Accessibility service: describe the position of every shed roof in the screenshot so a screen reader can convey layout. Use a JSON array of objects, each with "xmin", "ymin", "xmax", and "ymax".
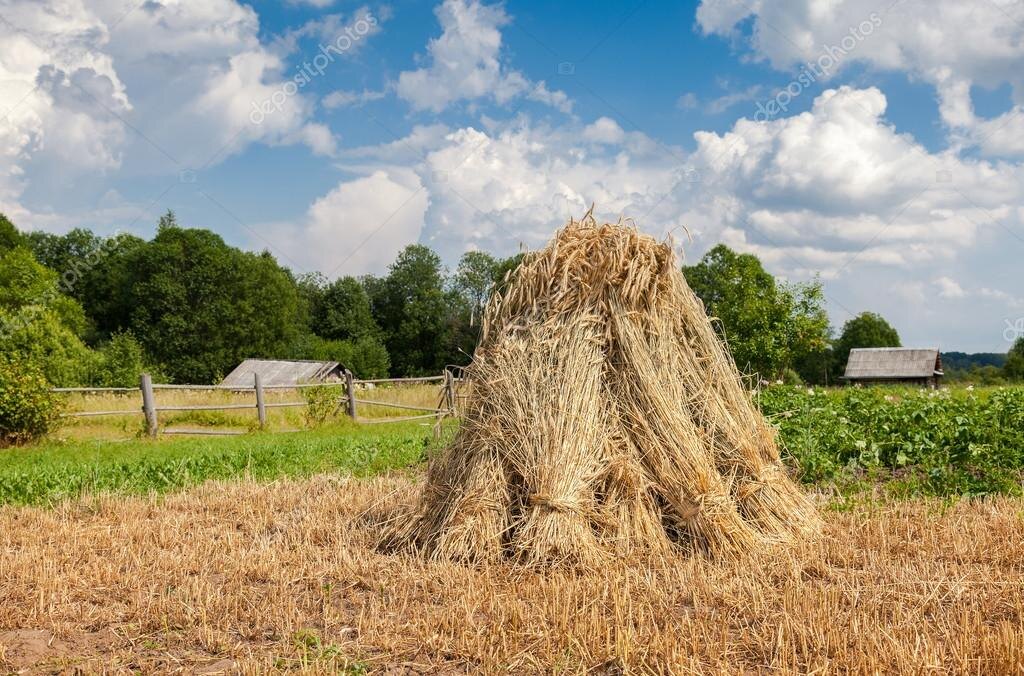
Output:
[
  {"xmin": 843, "ymin": 348, "xmax": 942, "ymax": 380},
  {"xmin": 220, "ymin": 359, "xmax": 345, "ymax": 387}
]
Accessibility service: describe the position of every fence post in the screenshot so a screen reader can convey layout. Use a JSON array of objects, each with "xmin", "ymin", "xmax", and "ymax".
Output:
[
  {"xmin": 140, "ymin": 373, "xmax": 158, "ymax": 438},
  {"xmin": 444, "ymin": 369, "xmax": 455, "ymax": 414},
  {"xmin": 254, "ymin": 373, "xmax": 266, "ymax": 429},
  {"xmin": 345, "ymin": 371, "xmax": 357, "ymax": 420}
]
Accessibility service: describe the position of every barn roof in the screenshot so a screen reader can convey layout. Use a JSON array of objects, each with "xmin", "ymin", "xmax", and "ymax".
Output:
[
  {"xmin": 843, "ymin": 348, "xmax": 943, "ymax": 380},
  {"xmin": 220, "ymin": 359, "xmax": 345, "ymax": 387}
]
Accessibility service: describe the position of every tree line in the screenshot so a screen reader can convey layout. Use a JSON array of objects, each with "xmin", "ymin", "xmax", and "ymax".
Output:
[{"xmin": 1, "ymin": 211, "xmax": 1021, "ymax": 387}]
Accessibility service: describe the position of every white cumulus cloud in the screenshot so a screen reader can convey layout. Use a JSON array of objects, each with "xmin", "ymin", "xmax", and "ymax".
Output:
[
  {"xmin": 267, "ymin": 169, "xmax": 429, "ymax": 277},
  {"xmin": 695, "ymin": 0, "xmax": 1024, "ymax": 157},
  {"xmin": 0, "ymin": 0, "xmax": 382, "ymax": 229},
  {"xmin": 396, "ymin": 0, "xmax": 571, "ymax": 114}
]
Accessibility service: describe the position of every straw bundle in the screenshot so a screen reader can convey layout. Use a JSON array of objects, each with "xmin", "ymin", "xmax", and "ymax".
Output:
[{"xmin": 402, "ymin": 213, "xmax": 820, "ymax": 565}]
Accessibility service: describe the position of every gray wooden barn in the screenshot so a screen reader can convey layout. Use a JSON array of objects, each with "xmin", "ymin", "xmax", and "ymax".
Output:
[
  {"xmin": 220, "ymin": 359, "xmax": 347, "ymax": 388},
  {"xmin": 842, "ymin": 348, "xmax": 943, "ymax": 388}
]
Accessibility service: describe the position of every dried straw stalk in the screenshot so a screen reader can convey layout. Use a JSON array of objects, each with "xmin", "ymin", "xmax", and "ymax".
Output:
[{"xmin": 399, "ymin": 213, "xmax": 820, "ymax": 565}]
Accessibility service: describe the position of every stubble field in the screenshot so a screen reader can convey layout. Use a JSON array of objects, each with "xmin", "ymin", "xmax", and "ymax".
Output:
[{"xmin": 1, "ymin": 473, "xmax": 1022, "ymax": 674}]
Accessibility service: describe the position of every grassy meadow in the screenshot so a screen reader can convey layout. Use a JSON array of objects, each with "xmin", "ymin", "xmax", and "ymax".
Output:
[
  {"xmin": 0, "ymin": 420, "xmax": 451, "ymax": 507},
  {"xmin": 54, "ymin": 382, "xmax": 449, "ymax": 440}
]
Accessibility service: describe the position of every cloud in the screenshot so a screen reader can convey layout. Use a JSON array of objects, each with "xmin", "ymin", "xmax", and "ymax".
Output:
[
  {"xmin": 705, "ymin": 85, "xmax": 768, "ymax": 114},
  {"xmin": 102, "ymin": 1, "xmax": 382, "ymax": 166},
  {"xmin": 0, "ymin": 5, "xmax": 136, "ymax": 230},
  {"xmin": 396, "ymin": 0, "xmax": 571, "ymax": 113},
  {"xmin": 0, "ymin": 0, "xmax": 385, "ymax": 230},
  {"xmin": 676, "ymin": 92, "xmax": 699, "ymax": 110},
  {"xmin": 582, "ymin": 117, "xmax": 626, "ymax": 145},
  {"xmin": 318, "ymin": 86, "xmax": 1022, "ymax": 283},
  {"xmin": 979, "ymin": 287, "xmax": 1024, "ymax": 309},
  {"xmin": 289, "ymin": 122, "xmax": 337, "ymax": 156},
  {"xmin": 274, "ymin": 7, "xmax": 383, "ymax": 49},
  {"xmin": 285, "ymin": 0, "xmax": 335, "ymax": 7},
  {"xmin": 695, "ymin": 0, "xmax": 1024, "ymax": 156},
  {"xmin": 326, "ymin": 117, "xmax": 685, "ymax": 264},
  {"xmin": 322, "ymin": 88, "xmax": 388, "ymax": 109},
  {"xmin": 265, "ymin": 76, "xmax": 1022, "ymax": 348},
  {"xmin": 934, "ymin": 276, "xmax": 966, "ymax": 299},
  {"xmin": 269, "ymin": 169, "xmax": 429, "ymax": 277},
  {"xmin": 685, "ymin": 87, "xmax": 1023, "ymax": 275},
  {"xmin": 676, "ymin": 85, "xmax": 769, "ymax": 115}
]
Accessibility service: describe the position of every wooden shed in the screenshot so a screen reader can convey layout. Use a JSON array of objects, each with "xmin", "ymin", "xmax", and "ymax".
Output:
[
  {"xmin": 220, "ymin": 359, "xmax": 347, "ymax": 388},
  {"xmin": 842, "ymin": 348, "xmax": 943, "ymax": 388}
]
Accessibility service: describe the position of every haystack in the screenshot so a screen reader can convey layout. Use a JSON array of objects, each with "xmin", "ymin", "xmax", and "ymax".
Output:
[{"xmin": 402, "ymin": 213, "xmax": 820, "ymax": 565}]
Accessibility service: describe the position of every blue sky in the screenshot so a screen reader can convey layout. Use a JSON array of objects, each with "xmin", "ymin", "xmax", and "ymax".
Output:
[{"xmin": 1, "ymin": 0, "xmax": 1023, "ymax": 352}]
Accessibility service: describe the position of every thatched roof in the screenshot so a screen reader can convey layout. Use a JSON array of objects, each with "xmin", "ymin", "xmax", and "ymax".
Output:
[
  {"xmin": 843, "ymin": 348, "xmax": 943, "ymax": 380},
  {"xmin": 220, "ymin": 359, "xmax": 346, "ymax": 387}
]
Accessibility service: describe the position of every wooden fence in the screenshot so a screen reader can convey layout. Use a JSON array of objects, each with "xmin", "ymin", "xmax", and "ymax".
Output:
[{"xmin": 53, "ymin": 370, "xmax": 459, "ymax": 437}]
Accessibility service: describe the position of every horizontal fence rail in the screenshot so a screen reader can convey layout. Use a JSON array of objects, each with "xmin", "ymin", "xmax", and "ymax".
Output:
[{"xmin": 52, "ymin": 369, "xmax": 462, "ymax": 437}]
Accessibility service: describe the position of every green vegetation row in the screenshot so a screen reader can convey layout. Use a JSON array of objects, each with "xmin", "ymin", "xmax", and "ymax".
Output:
[
  {"xmin": 0, "ymin": 423, "xmax": 433, "ymax": 507},
  {"xmin": 761, "ymin": 385, "xmax": 1024, "ymax": 497},
  {"xmin": 3, "ymin": 385, "xmax": 1022, "ymax": 508}
]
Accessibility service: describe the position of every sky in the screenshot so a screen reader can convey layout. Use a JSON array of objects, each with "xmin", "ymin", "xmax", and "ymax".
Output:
[{"xmin": 1, "ymin": 0, "xmax": 1023, "ymax": 353}]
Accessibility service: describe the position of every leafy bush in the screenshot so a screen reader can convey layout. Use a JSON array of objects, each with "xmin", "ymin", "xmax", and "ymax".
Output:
[
  {"xmin": 0, "ymin": 359, "xmax": 62, "ymax": 446},
  {"xmin": 781, "ymin": 368, "xmax": 804, "ymax": 386},
  {"xmin": 0, "ymin": 247, "xmax": 96, "ymax": 386},
  {"xmin": 302, "ymin": 385, "xmax": 344, "ymax": 428},
  {"xmin": 760, "ymin": 385, "xmax": 1024, "ymax": 496},
  {"xmin": 90, "ymin": 331, "xmax": 156, "ymax": 387}
]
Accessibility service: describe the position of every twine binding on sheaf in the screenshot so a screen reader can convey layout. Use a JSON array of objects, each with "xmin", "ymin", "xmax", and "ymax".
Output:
[{"xmin": 528, "ymin": 494, "xmax": 586, "ymax": 514}]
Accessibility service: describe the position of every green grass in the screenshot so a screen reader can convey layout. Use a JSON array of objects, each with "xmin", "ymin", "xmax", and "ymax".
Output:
[
  {"xmin": 0, "ymin": 421, "xmax": 437, "ymax": 507},
  {"xmin": 4, "ymin": 384, "xmax": 1023, "ymax": 508}
]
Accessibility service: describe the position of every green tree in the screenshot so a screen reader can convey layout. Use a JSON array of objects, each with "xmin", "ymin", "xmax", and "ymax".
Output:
[
  {"xmin": 0, "ymin": 248, "xmax": 96, "ymax": 386},
  {"xmin": 368, "ymin": 244, "xmax": 450, "ymax": 376},
  {"xmin": 683, "ymin": 245, "xmax": 830, "ymax": 380},
  {"xmin": 453, "ymin": 251, "xmax": 499, "ymax": 318},
  {"xmin": 789, "ymin": 281, "xmax": 833, "ymax": 385},
  {"xmin": 832, "ymin": 312, "xmax": 901, "ymax": 378},
  {"xmin": 122, "ymin": 223, "xmax": 307, "ymax": 383},
  {"xmin": 23, "ymin": 227, "xmax": 148, "ymax": 345},
  {"xmin": 313, "ymin": 276, "xmax": 381, "ymax": 341},
  {"xmin": 0, "ymin": 213, "xmax": 25, "ymax": 253},
  {"xmin": 78, "ymin": 232, "xmax": 147, "ymax": 341},
  {"xmin": 447, "ymin": 251, "xmax": 504, "ymax": 362},
  {"xmin": 26, "ymin": 228, "xmax": 102, "ymax": 287},
  {"xmin": 1005, "ymin": 338, "xmax": 1024, "ymax": 381}
]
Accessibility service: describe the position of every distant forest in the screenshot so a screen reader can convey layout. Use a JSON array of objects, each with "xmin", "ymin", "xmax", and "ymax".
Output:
[
  {"xmin": 2, "ymin": 211, "xmax": 1021, "ymax": 387},
  {"xmin": 942, "ymin": 352, "xmax": 1007, "ymax": 371}
]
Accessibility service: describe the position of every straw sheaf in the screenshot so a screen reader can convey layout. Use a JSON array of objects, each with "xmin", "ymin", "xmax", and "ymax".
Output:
[{"xmin": 400, "ymin": 213, "xmax": 820, "ymax": 566}]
